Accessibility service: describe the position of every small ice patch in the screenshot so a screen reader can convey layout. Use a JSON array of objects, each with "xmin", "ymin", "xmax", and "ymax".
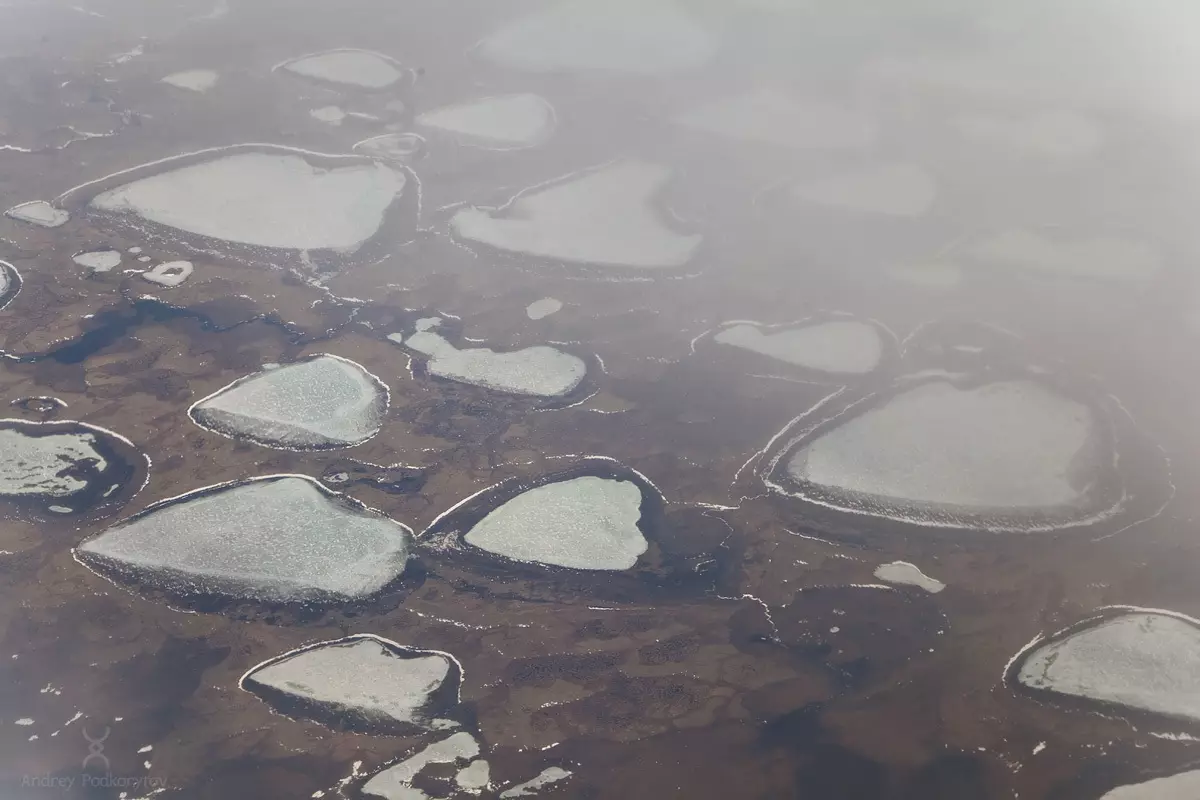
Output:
[
  {"xmin": 455, "ymin": 760, "xmax": 490, "ymax": 794},
  {"xmin": 72, "ymin": 250, "xmax": 122, "ymax": 272},
  {"xmin": 713, "ymin": 321, "xmax": 882, "ymax": 374},
  {"xmin": 361, "ymin": 732, "xmax": 480, "ymax": 799},
  {"xmin": 417, "ymin": 94, "xmax": 555, "ymax": 150},
  {"xmin": 873, "ymin": 561, "xmax": 945, "ymax": 594},
  {"xmin": 142, "ymin": 261, "xmax": 193, "ymax": 287},
  {"xmin": 404, "ymin": 331, "xmax": 586, "ymax": 398},
  {"xmin": 525, "ymin": 298, "xmax": 562, "ymax": 320},
  {"xmin": 90, "ymin": 151, "xmax": 405, "ymax": 252},
  {"xmin": 967, "ymin": 228, "xmax": 1161, "ymax": 282},
  {"xmin": 791, "ymin": 163, "xmax": 937, "ymax": 217},
  {"xmin": 1016, "ymin": 613, "xmax": 1200, "ymax": 724},
  {"xmin": 500, "ymin": 767, "xmax": 572, "ymax": 798},
  {"xmin": 1098, "ymin": 770, "xmax": 1200, "ymax": 799},
  {"xmin": 14, "ymin": 719, "xmax": 33, "ymax": 726},
  {"xmin": 161, "ymin": 70, "xmax": 219, "ymax": 93},
  {"xmin": 465, "ymin": 476, "xmax": 647, "ymax": 571},
  {"xmin": 279, "ymin": 49, "xmax": 404, "ymax": 89},
  {"xmin": 138, "ymin": 745, "xmax": 153, "ymax": 753},
  {"xmin": 477, "ymin": 0, "xmax": 716, "ymax": 74},
  {"xmin": 452, "ymin": 161, "xmax": 699, "ymax": 269},
  {"xmin": 190, "ymin": 354, "xmax": 388, "ymax": 449},
  {"xmin": 5, "ymin": 201, "xmax": 69, "ymax": 228},
  {"xmin": 674, "ymin": 88, "xmax": 875, "ymax": 150},
  {"xmin": 310, "ymin": 106, "xmax": 347, "ymax": 126},
  {"xmin": 76, "ymin": 475, "xmax": 412, "ymax": 603},
  {"xmin": 242, "ymin": 635, "xmax": 459, "ymax": 733}
]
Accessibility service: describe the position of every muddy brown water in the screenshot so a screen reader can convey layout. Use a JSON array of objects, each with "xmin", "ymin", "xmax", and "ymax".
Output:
[{"xmin": 3, "ymin": 0, "xmax": 1200, "ymax": 798}]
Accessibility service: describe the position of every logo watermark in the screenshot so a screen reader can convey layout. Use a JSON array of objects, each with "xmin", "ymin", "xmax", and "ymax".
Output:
[
  {"xmin": 19, "ymin": 723, "xmax": 165, "ymax": 792},
  {"xmin": 81, "ymin": 726, "xmax": 110, "ymax": 771}
]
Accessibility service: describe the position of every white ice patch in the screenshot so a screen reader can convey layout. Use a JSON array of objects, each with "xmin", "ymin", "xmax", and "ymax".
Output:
[
  {"xmin": 417, "ymin": 94, "xmax": 555, "ymax": 150},
  {"xmin": 452, "ymin": 161, "xmax": 699, "ymax": 269},
  {"xmin": 1017, "ymin": 613, "xmax": 1200, "ymax": 724},
  {"xmin": 405, "ymin": 331, "xmax": 585, "ymax": 398},
  {"xmin": 525, "ymin": 298, "xmax": 562, "ymax": 320},
  {"xmin": 674, "ymin": 88, "xmax": 875, "ymax": 150},
  {"xmin": 77, "ymin": 475, "xmax": 411, "ymax": 602},
  {"xmin": 791, "ymin": 163, "xmax": 937, "ymax": 217},
  {"xmin": 353, "ymin": 133, "xmax": 425, "ymax": 164},
  {"xmin": 14, "ymin": 718, "xmax": 33, "ymax": 726},
  {"xmin": 0, "ymin": 430, "xmax": 105, "ymax": 498},
  {"xmin": 500, "ymin": 767, "xmax": 573, "ymax": 798},
  {"xmin": 361, "ymin": 732, "xmax": 480, "ymax": 799},
  {"xmin": 310, "ymin": 106, "xmax": 347, "ymax": 126},
  {"xmin": 161, "ymin": 70, "xmax": 219, "ymax": 93},
  {"xmin": 455, "ymin": 760, "xmax": 490, "ymax": 794},
  {"xmin": 90, "ymin": 152, "xmax": 405, "ymax": 252},
  {"xmin": 5, "ymin": 201, "xmax": 69, "ymax": 228},
  {"xmin": 465, "ymin": 476, "xmax": 647, "ymax": 571},
  {"xmin": 787, "ymin": 380, "xmax": 1100, "ymax": 512},
  {"xmin": 477, "ymin": 0, "xmax": 716, "ymax": 74},
  {"xmin": 714, "ymin": 321, "xmax": 882, "ymax": 374},
  {"xmin": 142, "ymin": 261, "xmax": 192, "ymax": 287},
  {"xmin": 279, "ymin": 49, "xmax": 404, "ymax": 89},
  {"xmin": 953, "ymin": 110, "xmax": 1103, "ymax": 160},
  {"xmin": 873, "ymin": 561, "xmax": 945, "ymax": 594},
  {"xmin": 243, "ymin": 637, "xmax": 454, "ymax": 731},
  {"xmin": 967, "ymin": 228, "xmax": 1161, "ymax": 282},
  {"xmin": 1099, "ymin": 770, "xmax": 1200, "ymax": 800},
  {"xmin": 72, "ymin": 250, "xmax": 122, "ymax": 272},
  {"xmin": 190, "ymin": 354, "xmax": 388, "ymax": 449}
]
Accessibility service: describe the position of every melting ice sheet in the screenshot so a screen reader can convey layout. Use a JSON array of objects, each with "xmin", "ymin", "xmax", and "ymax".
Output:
[
  {"xmin": 967, "ymin": 228, "xmax": 1161, "ymax": 282},
  {"xmin": 417, "ymin": 94, "xmax": 555, "ymax": 149},
  {"xmin": 477, "ymin": 0, "xmax": 716, "ymax": 74},
  {"xmin": 953, "ymin": 110, "xmax": 1103, "ymax": 160},
  {"xmin": 72, "ymin": 250, "xmax": 122, "ymax": 271},
  {"xmin": 500, "ymin": 767, "xmax": 572, "ymax": 798},
  {"xmin": 451, "ymin": 161, "xmax": 700, "ymax": 269},
  {"xmin": 1098, "ymin": 770, "xmax": 1200, "ymax": 799},
  {"xmin": 76, "ymin": 475, "xmax": 411, "ymax": 603},
  {"xmin": 713, "ymin": 320, "xmax": 883, "ymax": 374},
  {"xmin": 873, "ymin": 561, "xmax": 945, "ymax": 594},
  {"xmin": 1015, "ymin": 613, "xmax": 1200, "ymax": 724},
  {"xmin": 786, "ymin": 380, "xmax": 1101, "ymax": 514},
  {"xmin": 278, "ymin": 49, "xmax": 404, "ymax": 89},
  {"xmin": 189, "ymin": 354, "xmax": 388, "ymax": 449},
  {"xmin": 525, "ymin": 297, "xmax": 562, "ymax": 320},
  {"xmin": 465, "ymin": 476, "xmax": 647, "ymax": 570},
  {"xmin": 674, "ymin": 88, "xmax": 876, "ymax": 150},
  {"xmin": 790, "ymin": 163, "xmax": 937, "ymax": 217},
  {"xmin": 5, "ymin": 201, "xmax": 69, "ymax": 228},
  {"xmin": 89, "ymin": 151, "xmax": 405, "ymax": 252},
  {"xmin": 161, "ymin": 69, "xmax": 219, "ymax": 93},
  {"xmin": 404, "ymin": 331, "xmax": 585, "ymax": 398},
  {"xmin": 362, "ymin": 732, "xmax": 480, "ymax": 799},
  {"xmin": 0, "ymin": 261, "xmax": 20, "ymax": 310},
  {"xmin": 242, "ymin": 635, "xmax": 459, "ymax": 733}
]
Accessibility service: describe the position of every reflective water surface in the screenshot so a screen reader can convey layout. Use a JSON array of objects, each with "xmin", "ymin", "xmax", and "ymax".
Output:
[{"xmin": 2, "ymin": 0, "xmax": 1200, "ymax": 798}]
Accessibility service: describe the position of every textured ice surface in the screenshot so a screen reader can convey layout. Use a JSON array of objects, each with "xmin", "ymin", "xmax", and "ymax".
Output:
[
  {"xmin": 0, "ymin": 429, "xmax": 107, "ymax": 498},
  {"xmin": 90, "ymin": 152, "xmax": 405, "ymax": 252},
  {"xmin": 452, "ymin": 161, "xmax": 700, "ymax": 269},
  {"xmin": 310, "ymin": 106, "xmax": 346, "ymax": 126},
  {"xmin": 791, "ymin": 163, "xmax": 937, "ymax": 217},
  {"xmin": 362, "ymin": 732, "xmax": 480, "ymax": 799},
  {"xmin": 787, "ymin": 380, "xmax": 1100, "ymax": 512},
  {"xmin": 5, "ymin": 201, "xmax": 69, "ymax": 228},
  {"xmin": 280, "ymin": 50, "xmax": 403, "ymax": 88},
  {"xmin": 190, "ymin": 355, "xmax": 387, "ymax": 449},
  {"xmin": 967, "ymin": 228, "xmax": 1161, "ymax": 282},
  {"xmin": 417, "ymin": 94, "xmax": 555, "ymax": 149},
  {"xmin": 714, "ymin": 321, "xmax": 882, "ymax": 374},
  {"xmin": 478, "ymin": 0, "xmax": 716, "ymax": 74},
  {"xmin": 525, "ymin": 297, "xmax": 562, "ymax": 320},
  {"xmin": 1098, "ymin": 770, "xmax": 1200, "ymax": 800},
  {"xmin": 465, "ymin": 476, "xmax": 647, "ymax": 570},
  {"xmin": 675, "ymin": 88, "xmax": 875, "ymax": 150},
  {"xmin": 0, "ymin": 261, "xmax": 16, "ymax": 306},
  {"xmin": 405, "ymin": 331, "xmax": 585, "ymax": 398},
  {"xmin": 455, "ymin": 760, "xmax": 490, "ymax": 793},
  {"xmin": 354, "ymin": 133, "xmax": 425, "ymax": 164},
  {"xmin": 873, "ymin": 561, "xmax": 945, "ymax": 594},
  {"xmin": 142, "ymin": 260, "xmax": 193, "ymax": 287},
  {"xmin": 954, "ymin": 110, "xmax": 1103, "ymax": 159},
  {"xmin": 500, "ymin": 767, "xmax": 573, "ymax": 798},
  {"xmin": 242, "ymin": 636, "xmax": 455, "ymax": 731},
  {"xmin": 1016, "ymin": 613, "xmax": 1200, "ymax": 723},
  {"xmin": 77, "ymin": 475, "xmax": 411, "ymax": 602},
  {"xmin": 72, "ymin": 250, "xmax": 122, "ymax": 272},
  {"xmin": 161, "ymin": 69, "xmax": 218, "ymax": 92}
]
